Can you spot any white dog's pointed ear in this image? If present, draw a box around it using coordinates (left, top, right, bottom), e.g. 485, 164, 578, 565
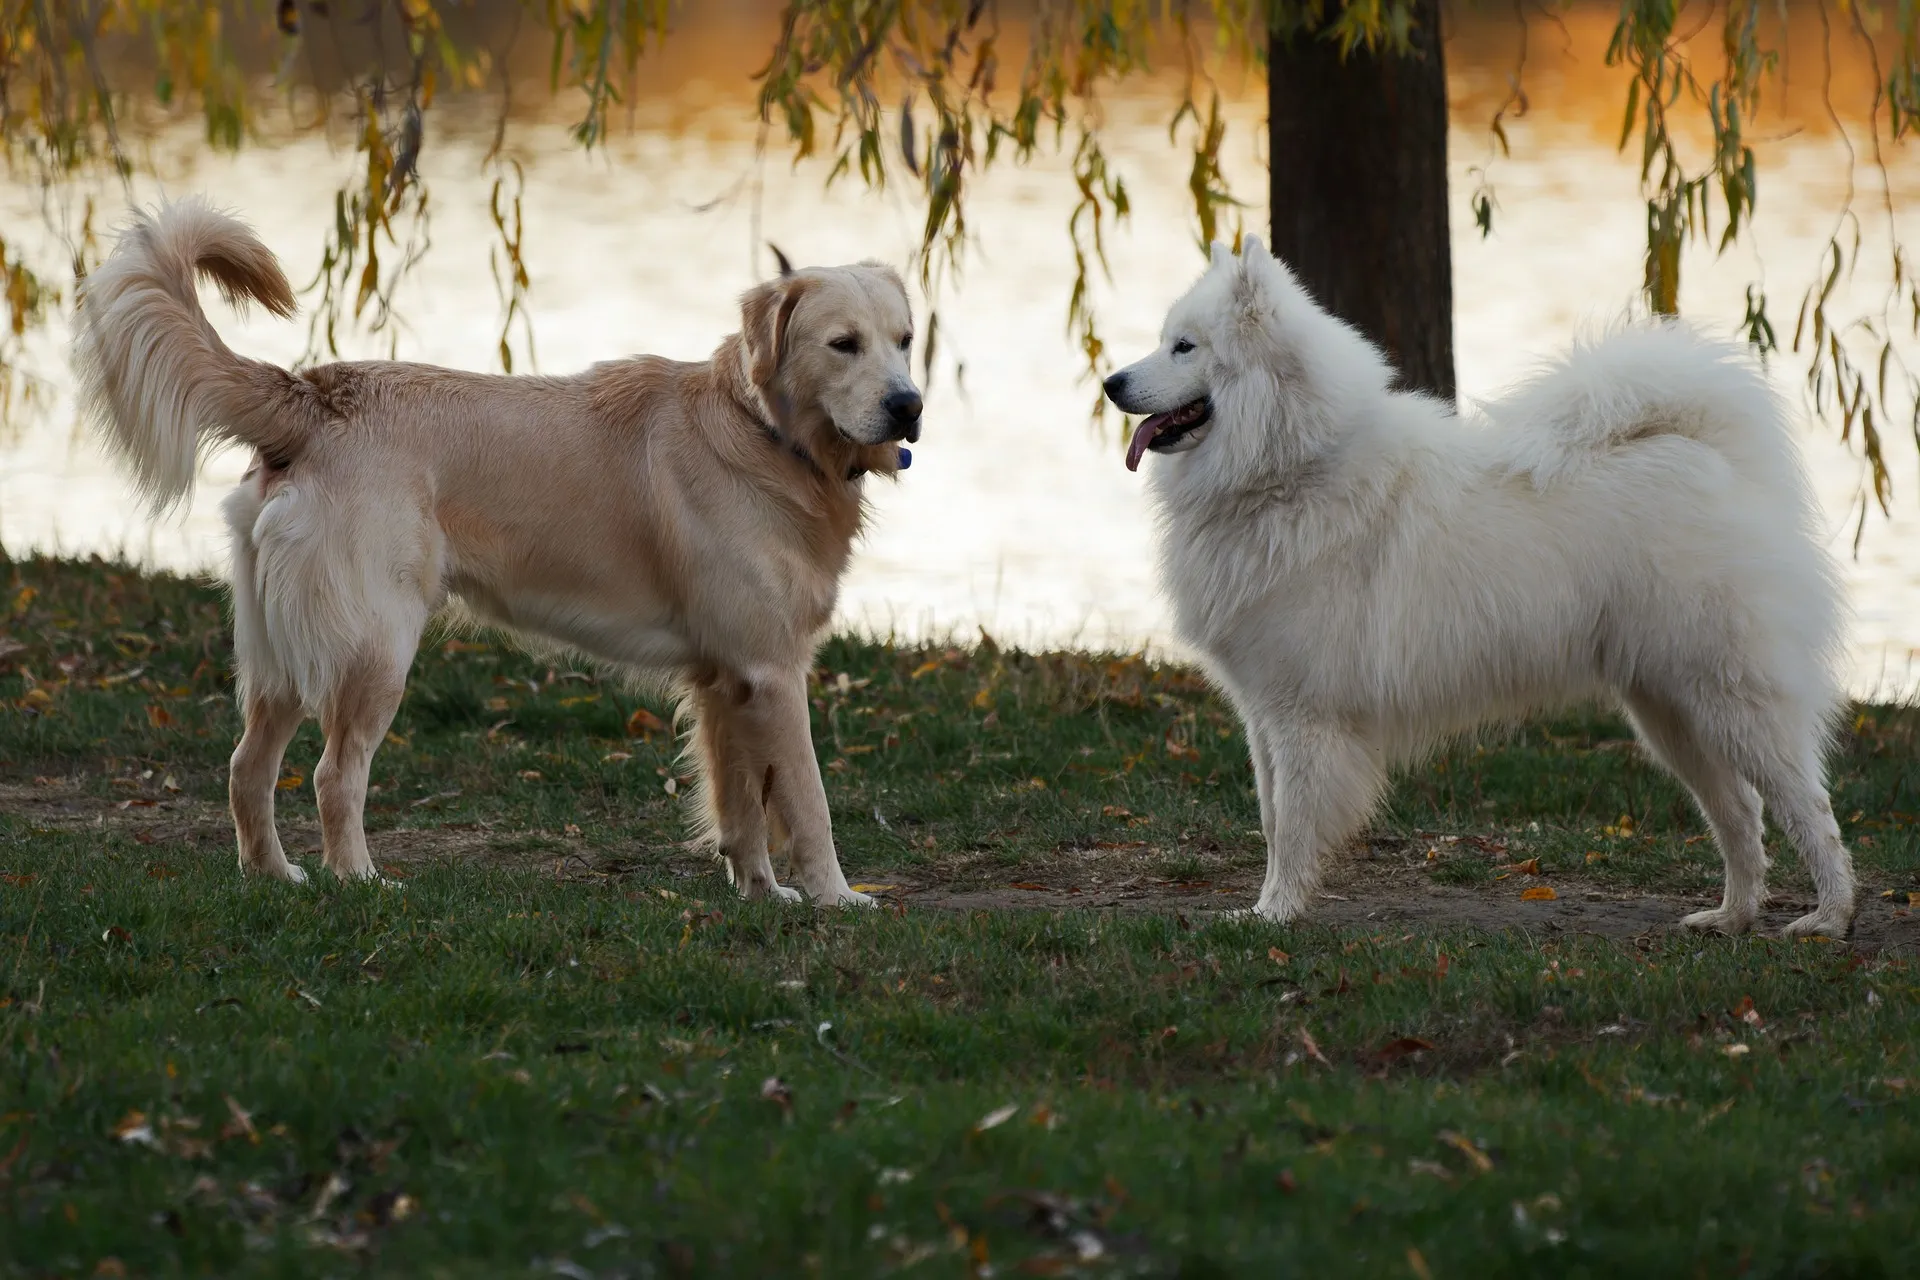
1209, 240, 1235, 271
1241, 235, 1270, 270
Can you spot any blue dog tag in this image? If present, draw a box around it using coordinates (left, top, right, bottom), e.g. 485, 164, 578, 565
898, 446, 912, 470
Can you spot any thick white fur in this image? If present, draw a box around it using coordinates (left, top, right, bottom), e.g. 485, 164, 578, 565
1107, 237, 1856, 938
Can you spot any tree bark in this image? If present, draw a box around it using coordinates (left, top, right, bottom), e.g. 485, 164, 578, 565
1267, 0, 1455, 401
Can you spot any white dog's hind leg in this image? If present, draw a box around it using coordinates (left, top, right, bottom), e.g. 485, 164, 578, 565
1625, 691, 1767, 935
230, 692, 308, 883
1250, 723, 1384, 923
1748, 752, 1857, 939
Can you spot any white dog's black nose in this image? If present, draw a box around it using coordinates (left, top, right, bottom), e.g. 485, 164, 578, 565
1102, 372, 1128, 401
885, 389, 923, 442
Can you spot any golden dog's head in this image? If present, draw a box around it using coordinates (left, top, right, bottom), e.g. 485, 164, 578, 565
741, 260, 921, 465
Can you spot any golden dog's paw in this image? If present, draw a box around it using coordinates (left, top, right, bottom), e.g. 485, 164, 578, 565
801, 882, 875, 908
244, 858, 309, 885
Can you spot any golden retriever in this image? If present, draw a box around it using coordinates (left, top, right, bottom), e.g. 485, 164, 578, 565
74, 198, 921, 906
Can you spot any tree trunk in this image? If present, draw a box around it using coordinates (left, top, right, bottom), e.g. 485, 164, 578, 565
1267, 0, 1455, 401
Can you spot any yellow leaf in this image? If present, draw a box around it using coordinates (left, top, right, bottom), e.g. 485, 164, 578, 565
1407, 1247, 1433, 1280
849, 884, 899, 894
11, 586, 35, 614
276, 771, 303, 792
626, 706, 668, 736
910, 660, 941, 679
1438, 1129, 1494, 1173
146, 704, 173, 728
971, 686, 994, 709
1521, 886, 1557, 901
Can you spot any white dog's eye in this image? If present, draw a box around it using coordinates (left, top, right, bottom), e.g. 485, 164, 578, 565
829, 335, 862, 354
1172, 338, 1195, 355
898, 334, 912, 352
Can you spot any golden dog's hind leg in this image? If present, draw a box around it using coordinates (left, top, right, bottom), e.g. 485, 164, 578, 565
687, 678, 796, 902
230, 692, 308, 882
314, 655, 411, 881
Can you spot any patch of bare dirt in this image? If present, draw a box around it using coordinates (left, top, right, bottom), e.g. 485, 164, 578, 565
6, 780, 1913, 949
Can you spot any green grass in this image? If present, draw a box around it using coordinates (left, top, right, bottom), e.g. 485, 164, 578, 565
3, 554, 1918, 1277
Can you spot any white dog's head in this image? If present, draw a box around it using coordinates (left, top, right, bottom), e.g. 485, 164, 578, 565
1103, 237, 1391, 476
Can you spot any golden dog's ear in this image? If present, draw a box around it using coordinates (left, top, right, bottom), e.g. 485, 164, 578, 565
741, 276, 810, 388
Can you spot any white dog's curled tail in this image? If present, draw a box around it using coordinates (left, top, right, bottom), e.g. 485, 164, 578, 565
1499, 322, 1819, 518
74, 198, 318, 512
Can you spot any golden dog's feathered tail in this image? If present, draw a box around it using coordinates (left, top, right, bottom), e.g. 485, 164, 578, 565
74, 198, 320, 511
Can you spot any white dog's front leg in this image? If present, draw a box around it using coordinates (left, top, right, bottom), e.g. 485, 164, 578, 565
1248, 722, 1384, 923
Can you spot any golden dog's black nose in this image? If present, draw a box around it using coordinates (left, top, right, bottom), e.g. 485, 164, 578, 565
885, 390, 922, 441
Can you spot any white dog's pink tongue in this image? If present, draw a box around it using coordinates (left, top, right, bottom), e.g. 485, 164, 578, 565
1125, 414, 1170, 472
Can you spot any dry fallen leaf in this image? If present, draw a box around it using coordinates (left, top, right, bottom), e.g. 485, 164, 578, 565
973, 1104, 1019, 1133
849, 884, 899, 894
1407, 1247, 1434, 1280
625, 707, 668, 737
1438, 1129, 1495, 1174
1373, 1036, 1437, 1066
222, 1095, 259, 1144
112, 1110, 157, 1148
1521, 886, 1558, 902
1268, 947, 1290, 965
760, 1076, 794, 1115
1297, 1028, 1331, 1067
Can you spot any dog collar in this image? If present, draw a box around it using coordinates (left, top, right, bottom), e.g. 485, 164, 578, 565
757, 420, 869, 483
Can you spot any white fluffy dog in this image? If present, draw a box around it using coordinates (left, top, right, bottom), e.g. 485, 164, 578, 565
1105, 238, 1856, 939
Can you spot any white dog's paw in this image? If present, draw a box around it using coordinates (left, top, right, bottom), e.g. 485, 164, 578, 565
1249, 894, 1307, 924
1782, 906, 1854, 941
1217, 898, 1303, 925
244, 859, 309, 885
1679, 905, 1758, 936
769, 884, 805, 904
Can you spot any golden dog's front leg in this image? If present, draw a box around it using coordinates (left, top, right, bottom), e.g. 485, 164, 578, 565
739, 667, 872, 908
686, 678, 799, 903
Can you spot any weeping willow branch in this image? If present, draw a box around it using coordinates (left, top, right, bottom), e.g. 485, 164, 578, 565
3, 0, 1920, 526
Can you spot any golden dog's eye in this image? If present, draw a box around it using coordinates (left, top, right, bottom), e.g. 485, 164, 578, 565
829, 335, 861, 354
1172, 338, 1195, 355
